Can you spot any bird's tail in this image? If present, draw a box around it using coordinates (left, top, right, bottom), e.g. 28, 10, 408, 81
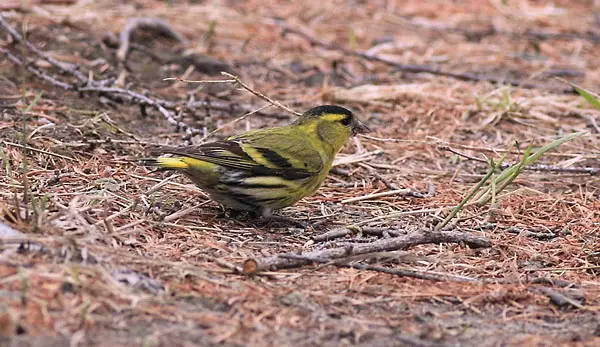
139, 157, 189, 171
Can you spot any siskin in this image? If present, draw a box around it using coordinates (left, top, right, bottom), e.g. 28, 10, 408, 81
145, 105, 370, 218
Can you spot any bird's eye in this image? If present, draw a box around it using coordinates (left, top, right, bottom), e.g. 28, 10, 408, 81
341, 116, 352, 126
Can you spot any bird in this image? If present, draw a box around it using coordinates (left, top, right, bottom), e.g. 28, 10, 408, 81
144, 105, 370, 221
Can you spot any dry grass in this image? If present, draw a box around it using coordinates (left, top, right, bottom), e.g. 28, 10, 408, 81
1, 0, 600, 346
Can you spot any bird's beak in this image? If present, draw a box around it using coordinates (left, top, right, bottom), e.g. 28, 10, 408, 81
352, 119, 371, 135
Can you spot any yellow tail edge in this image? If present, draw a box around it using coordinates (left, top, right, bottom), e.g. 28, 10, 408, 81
156, 157, 189, 169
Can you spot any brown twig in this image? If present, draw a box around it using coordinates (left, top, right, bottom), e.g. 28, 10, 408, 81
341, 189, 415, 204
504, 226, 558, 240
0, 14, 90, 85
441, 146, 599, 175
0, 15, 265, 143
166, 73, 301, 116
2, 141, 74, 161
77, 86, 202, 137
408, 16, 600, 42
117, 17, 188, 62
280, 253, 482, 283
313, 226, 403, 242
0, 15, 198, 141
0, 48, 73, 90
358, 163, 400, 190
197, 104, 273, 142
531, 287, 586, 310
312, 227, 359, 242
243, 230, 492, 274
397, 15, 600, 44
529, 277, 579, 288
156, 98, 290, 120
221, 72, 302, 116
277, 21, 576, 93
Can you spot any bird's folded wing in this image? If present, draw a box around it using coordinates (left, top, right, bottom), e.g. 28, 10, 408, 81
167, 139, 323, 180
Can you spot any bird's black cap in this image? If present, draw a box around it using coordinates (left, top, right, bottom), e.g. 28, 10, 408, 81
304, 105, 353, 117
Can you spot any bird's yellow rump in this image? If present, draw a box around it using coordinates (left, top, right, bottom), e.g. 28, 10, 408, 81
147, 105, 370, 217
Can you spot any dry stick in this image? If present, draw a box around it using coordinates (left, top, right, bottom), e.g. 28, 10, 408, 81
435, 139, 594, 159
280, 254, 481, 283
504, 227, 557, 240
0, 14, 89, 85
0, 48, 73, 90
442, 146, 599, 175
77, 86, 201, 136
117, 17, 188, 62
164, 74, 300, 116
93, 174, 179, 227
0, 17, 196, 140
391, 14, 600, 43
358, 134, 598, 166
221, 72, 302, 116
277, 22, 575, 93
313, 227, 402, 242
505, 163, 598, 175
3, 141, 74, 161
358, 162, 400, 191
243, 230, 491, 274
197, 104, 273, 142
313, 227, 360, 242
531, 287, 586, 310
341, 189, 413, 203
349, 206, 452, 227
362, 135, 594, 159
1, 16, 252, 141
157, 98, 290, 120
163, 77, 235, 84
525, 266, 600, 272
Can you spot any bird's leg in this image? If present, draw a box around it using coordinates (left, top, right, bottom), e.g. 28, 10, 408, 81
258, 207, 310, 229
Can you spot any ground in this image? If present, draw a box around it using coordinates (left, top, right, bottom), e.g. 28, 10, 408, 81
1, 0, 600, 346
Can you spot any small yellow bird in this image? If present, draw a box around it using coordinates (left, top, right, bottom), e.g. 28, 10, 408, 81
147, 105, 370, 218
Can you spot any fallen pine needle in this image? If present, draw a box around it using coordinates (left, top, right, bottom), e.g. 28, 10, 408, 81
342, 188, 413, 203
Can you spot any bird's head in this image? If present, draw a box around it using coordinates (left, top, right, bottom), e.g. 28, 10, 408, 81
293, 105, 370, 152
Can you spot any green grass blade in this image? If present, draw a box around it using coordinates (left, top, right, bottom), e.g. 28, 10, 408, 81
558, 78, 600, 111
573, 85, 600, 111
23, 91, 43, 114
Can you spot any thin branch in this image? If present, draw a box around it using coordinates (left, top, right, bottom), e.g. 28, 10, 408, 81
313, 226, 404, 242
441, 146, 599, 175
0, 48, 73, 90
243, 230, 491, 274
531, 287, 586, 310
221, 72, 302, 116
117, 17, 188, 62
276, 21, 576, 93
197, 103, 273, 142
77, 86, 201, 136
165, 73, 301, 117
280, 254, 482, 283
394, 15, 600, 43
341, 188, 415, 204
3, 141, 75, 161
0, 13, 90, 85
